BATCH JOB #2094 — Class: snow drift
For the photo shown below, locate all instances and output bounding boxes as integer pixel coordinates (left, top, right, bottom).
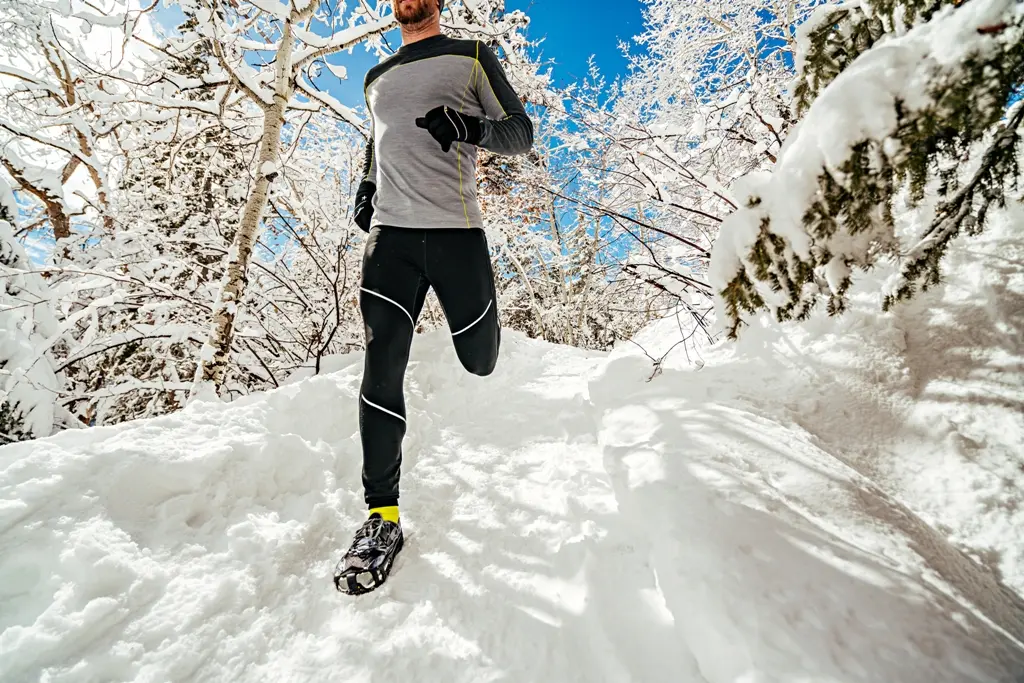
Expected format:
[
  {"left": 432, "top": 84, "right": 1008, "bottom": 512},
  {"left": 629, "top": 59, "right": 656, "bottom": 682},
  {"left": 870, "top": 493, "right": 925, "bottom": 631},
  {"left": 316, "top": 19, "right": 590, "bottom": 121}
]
[{"left": 2, "top": 206, "right": 1023, "bottom": 682}]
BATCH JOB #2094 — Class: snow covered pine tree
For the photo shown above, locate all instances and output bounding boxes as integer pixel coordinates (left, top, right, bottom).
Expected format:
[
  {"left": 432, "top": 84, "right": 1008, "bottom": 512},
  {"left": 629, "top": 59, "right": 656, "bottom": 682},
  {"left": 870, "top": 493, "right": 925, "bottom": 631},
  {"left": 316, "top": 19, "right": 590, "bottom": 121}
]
[{"left": 710, "top": 0, "right": 1024, "bottom": 339}]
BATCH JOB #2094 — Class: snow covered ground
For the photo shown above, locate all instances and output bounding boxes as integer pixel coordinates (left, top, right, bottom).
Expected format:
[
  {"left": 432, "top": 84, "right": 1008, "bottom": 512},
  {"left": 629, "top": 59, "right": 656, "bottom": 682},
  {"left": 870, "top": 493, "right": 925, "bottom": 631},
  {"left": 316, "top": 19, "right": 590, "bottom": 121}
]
[{"left": 2, "top": 206, "right": 1023, "bottom": 682}]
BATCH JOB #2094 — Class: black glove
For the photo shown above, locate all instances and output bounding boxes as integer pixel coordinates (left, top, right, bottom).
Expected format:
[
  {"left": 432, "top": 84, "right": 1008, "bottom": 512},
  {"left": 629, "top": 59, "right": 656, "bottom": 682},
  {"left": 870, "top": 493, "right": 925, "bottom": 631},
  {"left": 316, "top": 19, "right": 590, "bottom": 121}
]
[
  {"left": 415, "top": 105, "right": 482, "bottom": 153},
  {"left": 353, "top": 180, "right": 375, "bottom": 232}
]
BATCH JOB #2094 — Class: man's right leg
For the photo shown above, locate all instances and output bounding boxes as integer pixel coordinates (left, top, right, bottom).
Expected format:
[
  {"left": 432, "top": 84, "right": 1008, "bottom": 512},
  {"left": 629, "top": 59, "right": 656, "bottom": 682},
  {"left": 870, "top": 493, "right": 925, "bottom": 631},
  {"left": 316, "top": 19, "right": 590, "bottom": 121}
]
[
  {"left": 426, "top": 228, "right": 500, "bottom": 377},
  {"left": 358, "top": 227, "right": 429, "bottom": 510}
]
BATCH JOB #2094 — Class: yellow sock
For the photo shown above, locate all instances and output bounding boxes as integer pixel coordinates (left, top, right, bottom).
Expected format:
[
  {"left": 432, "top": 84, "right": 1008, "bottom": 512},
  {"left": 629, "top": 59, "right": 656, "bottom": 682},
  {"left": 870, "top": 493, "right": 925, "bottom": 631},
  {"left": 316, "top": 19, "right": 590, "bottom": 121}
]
[{"left": 369, "top": 506, "right": 400, "bottom": 524}]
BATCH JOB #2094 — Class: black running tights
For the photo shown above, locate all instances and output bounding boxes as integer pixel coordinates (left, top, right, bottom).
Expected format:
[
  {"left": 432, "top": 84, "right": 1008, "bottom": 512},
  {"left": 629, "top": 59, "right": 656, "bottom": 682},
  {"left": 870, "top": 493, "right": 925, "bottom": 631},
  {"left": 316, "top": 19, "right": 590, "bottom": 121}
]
[{"left": 358, "top": 226, "right": 500, "bottom": 508}]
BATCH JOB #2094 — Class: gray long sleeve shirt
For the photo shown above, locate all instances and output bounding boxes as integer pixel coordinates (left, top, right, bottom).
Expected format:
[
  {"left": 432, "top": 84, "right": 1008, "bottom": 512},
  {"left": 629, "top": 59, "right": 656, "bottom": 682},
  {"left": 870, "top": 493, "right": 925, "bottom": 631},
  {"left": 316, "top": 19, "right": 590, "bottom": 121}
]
[{"left": 361, "top": 34, "right": 534, "bottom": 230}]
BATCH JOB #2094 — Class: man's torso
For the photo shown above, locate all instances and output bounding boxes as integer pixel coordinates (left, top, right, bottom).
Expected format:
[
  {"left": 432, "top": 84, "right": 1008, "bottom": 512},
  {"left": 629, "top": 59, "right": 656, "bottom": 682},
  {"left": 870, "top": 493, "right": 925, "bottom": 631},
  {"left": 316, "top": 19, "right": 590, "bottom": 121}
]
[{"left": 365, "top": 36, "right": 491, "bottom": 230}]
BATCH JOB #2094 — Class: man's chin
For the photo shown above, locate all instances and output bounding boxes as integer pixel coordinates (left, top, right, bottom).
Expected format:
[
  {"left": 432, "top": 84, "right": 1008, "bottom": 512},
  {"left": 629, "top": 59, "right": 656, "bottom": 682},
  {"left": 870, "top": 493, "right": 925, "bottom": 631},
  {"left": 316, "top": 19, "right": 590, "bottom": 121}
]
[
  {"left": 398, "top": 13, "right": 433, "bottom": 25},
  {"left": 395, "top": 2, "right": 434, "bottom": 25}
]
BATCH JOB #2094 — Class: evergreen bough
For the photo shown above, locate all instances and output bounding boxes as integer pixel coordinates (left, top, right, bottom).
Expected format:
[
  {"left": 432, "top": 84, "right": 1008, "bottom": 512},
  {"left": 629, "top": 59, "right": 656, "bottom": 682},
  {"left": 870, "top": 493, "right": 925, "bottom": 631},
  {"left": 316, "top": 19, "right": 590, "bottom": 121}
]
[{"left": 715, "top": 0, "right": 1024, "bottom": 339}]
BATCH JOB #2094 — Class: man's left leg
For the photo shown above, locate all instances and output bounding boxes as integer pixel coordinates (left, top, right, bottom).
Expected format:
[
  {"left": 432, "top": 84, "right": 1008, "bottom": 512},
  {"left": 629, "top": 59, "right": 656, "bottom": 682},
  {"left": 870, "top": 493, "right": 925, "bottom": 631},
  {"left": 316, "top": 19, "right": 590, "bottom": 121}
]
[{"left": 425, "top": 228, "right": 500, "bottom": 376}]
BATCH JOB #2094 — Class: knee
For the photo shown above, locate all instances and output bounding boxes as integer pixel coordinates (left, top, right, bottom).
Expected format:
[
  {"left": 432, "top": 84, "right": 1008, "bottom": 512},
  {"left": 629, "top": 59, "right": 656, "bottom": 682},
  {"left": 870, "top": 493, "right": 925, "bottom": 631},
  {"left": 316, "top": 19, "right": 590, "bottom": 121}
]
[
  {"left": 463, "top": 352, "right": 497, "bottom": 377},
  {"left": 469, "top": 363, "right": 495, "bottom": 378},
  {"left": 461, "top": 330, "right": 499, "bottom": 377},
  {"left": 364, "top": 336, "right": 410, "bottom": 385}
]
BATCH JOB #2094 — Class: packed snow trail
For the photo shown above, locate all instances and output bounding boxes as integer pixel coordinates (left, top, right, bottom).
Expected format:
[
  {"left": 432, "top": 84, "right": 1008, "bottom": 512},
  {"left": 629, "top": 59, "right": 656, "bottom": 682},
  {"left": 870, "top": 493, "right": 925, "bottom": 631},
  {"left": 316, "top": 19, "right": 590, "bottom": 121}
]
[{"left": 3, "top": 209, "right": 1024, "bottom": 681}]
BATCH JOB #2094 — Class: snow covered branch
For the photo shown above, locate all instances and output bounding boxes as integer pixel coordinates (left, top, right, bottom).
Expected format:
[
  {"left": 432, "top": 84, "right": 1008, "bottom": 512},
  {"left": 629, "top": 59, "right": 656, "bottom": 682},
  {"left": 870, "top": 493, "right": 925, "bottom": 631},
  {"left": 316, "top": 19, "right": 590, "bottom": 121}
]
[{"left": 710, "top": 0, "right": 1024, "bottom": 339}]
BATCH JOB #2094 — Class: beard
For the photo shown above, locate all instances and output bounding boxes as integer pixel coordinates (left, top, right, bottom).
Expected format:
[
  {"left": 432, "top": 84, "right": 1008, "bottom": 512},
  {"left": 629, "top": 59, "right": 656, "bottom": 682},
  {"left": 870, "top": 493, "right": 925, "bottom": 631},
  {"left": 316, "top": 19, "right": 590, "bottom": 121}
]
[{"left": 393, "top": 0, "right": 436, "bottom": 25}]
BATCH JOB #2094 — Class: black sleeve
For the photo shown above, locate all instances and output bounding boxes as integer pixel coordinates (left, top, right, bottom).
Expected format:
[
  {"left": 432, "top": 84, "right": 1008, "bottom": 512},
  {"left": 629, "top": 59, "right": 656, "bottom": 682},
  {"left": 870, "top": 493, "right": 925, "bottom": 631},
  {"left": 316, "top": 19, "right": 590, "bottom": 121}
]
[
  {"left": 474, "top": 42, "right": 534, "bottom": 156},
  {"left": 360, "top": 137, "right": 376, "bottom": 185},
  {"left": 361, "top": 84, "right": 377, "bottom": 184}
]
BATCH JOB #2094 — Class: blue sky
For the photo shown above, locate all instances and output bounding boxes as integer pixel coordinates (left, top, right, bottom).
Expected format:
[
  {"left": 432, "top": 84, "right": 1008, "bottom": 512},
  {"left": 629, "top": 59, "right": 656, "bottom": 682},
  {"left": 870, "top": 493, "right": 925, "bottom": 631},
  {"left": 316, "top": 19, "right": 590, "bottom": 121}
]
[{"left": 506, "top": 0, "right": 646, "bottom": 87}]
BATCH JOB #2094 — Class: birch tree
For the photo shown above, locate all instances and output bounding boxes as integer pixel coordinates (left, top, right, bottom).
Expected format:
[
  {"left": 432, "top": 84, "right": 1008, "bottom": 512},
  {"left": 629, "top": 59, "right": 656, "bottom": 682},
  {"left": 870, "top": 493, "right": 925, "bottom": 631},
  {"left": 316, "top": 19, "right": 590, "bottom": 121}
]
[{"left": 183, "top": 0, "right": 393, "bottom": 396}]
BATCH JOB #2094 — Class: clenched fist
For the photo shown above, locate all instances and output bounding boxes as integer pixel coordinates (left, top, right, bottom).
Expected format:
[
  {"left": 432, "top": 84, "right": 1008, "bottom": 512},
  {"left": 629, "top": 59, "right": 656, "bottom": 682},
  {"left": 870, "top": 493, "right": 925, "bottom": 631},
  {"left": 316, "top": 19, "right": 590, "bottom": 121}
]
[{"left": 415, "top": 105, "right": 483, "bottom": 153}]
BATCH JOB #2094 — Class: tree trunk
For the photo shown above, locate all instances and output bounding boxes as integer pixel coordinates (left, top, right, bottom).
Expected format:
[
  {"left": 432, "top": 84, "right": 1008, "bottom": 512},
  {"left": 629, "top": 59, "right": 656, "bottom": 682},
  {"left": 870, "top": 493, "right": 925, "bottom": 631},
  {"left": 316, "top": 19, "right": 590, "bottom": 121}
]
[{"left": 190, "top": 19, "right": 296, "bottom": 398}]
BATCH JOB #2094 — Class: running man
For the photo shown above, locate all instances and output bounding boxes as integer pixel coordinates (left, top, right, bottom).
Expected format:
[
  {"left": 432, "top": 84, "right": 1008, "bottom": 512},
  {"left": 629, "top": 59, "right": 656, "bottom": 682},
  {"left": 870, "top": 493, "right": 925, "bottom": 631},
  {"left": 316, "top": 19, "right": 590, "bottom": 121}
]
[{"left": 334, "top": 0, "right": 534, "bottom": 595}]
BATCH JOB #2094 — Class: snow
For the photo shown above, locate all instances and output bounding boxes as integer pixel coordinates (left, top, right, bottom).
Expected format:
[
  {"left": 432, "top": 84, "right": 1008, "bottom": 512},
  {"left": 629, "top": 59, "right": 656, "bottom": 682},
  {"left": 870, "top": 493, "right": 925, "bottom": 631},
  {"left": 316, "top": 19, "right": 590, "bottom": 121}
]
[
  {"left": 292, "top": 79, "right": 364, "bottom": 129},
  {"left": 292, "top": 16, "right": 397, "bottom": 66},
  {"left": 72, "top": 10, "right": 128, "bottom": 29},
  {"left": 709, "top": 0, "right": 1020, "bottom": 321},
  {"left": 0, "top": 219, "right": 60, "bottom": 439},
  {"left": 294, "top": 26, "right": 330, "bottom": 49},
  {"left": 0, "top": 175, "right": 15, "bottom": 219},
  {"left": 247, "top": 0, "right": 290, "bottom": 20},
  {"left": 260, "top": 160, "right": 279, "bottom": 177},
  {"left": 325, "top": 62, "right": 347, "bottom": 80},
  {"left": 2, "top": 201, "right": 1024, "bottom": 680},
  {"left": 230, "top": 61, "right": 275, "bottom": 106}
]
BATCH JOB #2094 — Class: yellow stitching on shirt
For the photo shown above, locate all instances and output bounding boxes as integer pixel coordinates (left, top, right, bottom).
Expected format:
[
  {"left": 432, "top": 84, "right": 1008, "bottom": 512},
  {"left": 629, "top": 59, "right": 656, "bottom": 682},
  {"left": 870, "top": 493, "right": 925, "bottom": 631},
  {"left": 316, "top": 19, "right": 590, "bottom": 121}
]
[
  {"left": 459, "top": 52, "right": 476, "bottom": 109},
  {"left": 476, "top": 43, "right": 509, "bottom": 119}
]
